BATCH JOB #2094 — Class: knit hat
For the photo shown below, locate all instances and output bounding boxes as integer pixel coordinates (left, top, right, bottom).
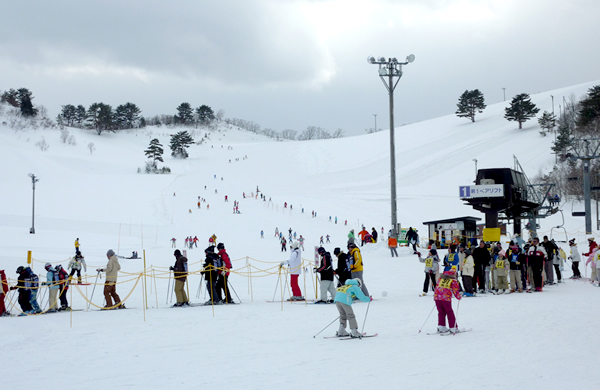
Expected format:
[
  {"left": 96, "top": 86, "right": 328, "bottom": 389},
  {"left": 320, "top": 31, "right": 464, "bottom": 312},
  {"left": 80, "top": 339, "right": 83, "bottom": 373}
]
[
  {"left": 569, "top": 238, "right": 576, "bottom": 245},
  {"left": 430, "top": 249, "right": 437, "bottom": 256},
  {"left": 205, "top": 246, "right": 215, "bottom": 253},
  {"left": 333, "top": 247, "right": 341, "bottom": 255},
  {"left": 464, "top": 249, "right": 472, "bottom": 256},
  {"left": 107, "top": 249, "right": 115, "bottom": 257},
  {"left": 174, "top": 249, "right": 181, "bottom": 257},
  {"left": 317, "top": 247, "right": 325, "bottom": 254},
  {"left": 217, "top": 243, "right": 224, "bottom": 250}
]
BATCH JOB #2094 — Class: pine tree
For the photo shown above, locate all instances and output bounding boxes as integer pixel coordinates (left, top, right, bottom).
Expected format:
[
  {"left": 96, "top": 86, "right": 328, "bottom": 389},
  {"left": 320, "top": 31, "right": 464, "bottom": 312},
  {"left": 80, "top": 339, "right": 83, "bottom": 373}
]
[
  {"left": 537, "top": 111, "right": 556, "bottom": 136},
  {"left": 115, "top": 102, "right": 142, "bottom": 129},
  {"left": 169, "top": 131, "right": 194, "bottom": 158},
  {"left": 455, "top": 89, "right": 486, "bottom": 122},
  {"left": 504, "top": 93, "right": 540, "bottom": 129},
  {"left": 175, "top": 103, "right": 194, "bottom": 124},
  {"left": 552, "top": 120, "right": 573, "bottom": 156},
  {"left": 60, "top": 104, "right": 77, "bottom": 126},
  {"left": 577, "top": 85, "right": 600, "bottom": 128},
  {"left": 196, "top": 105, "right": 215, "bottom": 124},
  {"left": 144, "top": 139, "right": 164, "bottom": 167}
]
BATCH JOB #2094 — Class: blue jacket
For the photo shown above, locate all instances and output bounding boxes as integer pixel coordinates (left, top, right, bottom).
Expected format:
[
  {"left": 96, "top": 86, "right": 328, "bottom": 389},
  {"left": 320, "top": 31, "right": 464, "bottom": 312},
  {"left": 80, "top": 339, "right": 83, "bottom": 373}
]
[
  {"left": 334, "top": 279, "right": 370, "bottom": 306},
  {"left": 46, "top": 269, "right": 59, "bottom": 290},
  {"left": 444, "top": 252, "right": 459, "bottom": 272}
]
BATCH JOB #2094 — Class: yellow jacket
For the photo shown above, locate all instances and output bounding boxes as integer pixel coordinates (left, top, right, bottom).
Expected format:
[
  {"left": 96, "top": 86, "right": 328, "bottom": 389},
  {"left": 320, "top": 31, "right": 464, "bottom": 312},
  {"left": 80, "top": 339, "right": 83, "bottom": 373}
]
[{"left": 349, "top": 247, "right": 363, "bottom": 272}]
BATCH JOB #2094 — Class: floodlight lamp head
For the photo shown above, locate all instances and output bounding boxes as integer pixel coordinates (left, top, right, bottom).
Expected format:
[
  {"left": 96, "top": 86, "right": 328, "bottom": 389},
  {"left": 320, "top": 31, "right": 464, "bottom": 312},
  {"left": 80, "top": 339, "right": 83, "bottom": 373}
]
[
  {"left": 391, "top": 57, "right": 398, "bottom": 63},
  {"left": 378, "top": 57, "right": 386, "bottom": 63},
  {"left": 367, "top": 56, "right": 376, "bottom": 64},
  {"left": 406, "top": 54, "right": 415, "bottom": 63}
]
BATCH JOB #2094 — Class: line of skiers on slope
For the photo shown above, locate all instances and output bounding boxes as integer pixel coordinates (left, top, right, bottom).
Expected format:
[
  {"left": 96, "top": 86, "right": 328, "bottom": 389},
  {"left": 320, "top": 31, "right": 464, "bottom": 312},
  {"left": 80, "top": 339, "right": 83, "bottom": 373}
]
[
  {"left": 274, "top": 227, "right": 306, "bottom": 252},
  {"left": 278, "top": 240, "right": 370, "bottom": 303},
  {"left": 417, "top": 235, "right": 592, "bottom": 298}
]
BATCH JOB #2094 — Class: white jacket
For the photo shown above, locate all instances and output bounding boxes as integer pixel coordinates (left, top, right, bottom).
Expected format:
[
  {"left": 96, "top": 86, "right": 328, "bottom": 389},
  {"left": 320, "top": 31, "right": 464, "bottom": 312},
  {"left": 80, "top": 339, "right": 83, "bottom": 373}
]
[
  {"left": 284, "top": 248, "right": 302, "bottom": 275},
  {"left": 570, "top": 245, "right": 581, "bottom": 262},
  {"left": 461, "top": 255, "right": 475, "bottom": 277}
]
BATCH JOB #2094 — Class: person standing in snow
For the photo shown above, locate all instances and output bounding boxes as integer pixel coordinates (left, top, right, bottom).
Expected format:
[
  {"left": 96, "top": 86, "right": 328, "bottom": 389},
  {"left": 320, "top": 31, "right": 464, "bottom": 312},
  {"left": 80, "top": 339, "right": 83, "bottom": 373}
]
[
  {"left": 280, "top": 236, "right": 287, "bottom": 252},
  {"left": 371, "top": 228, "right": 378, "bottom": 243},
  {"left": 55, "top": 264, "right": 70, "bottom": 310},
  {"left": 0, "top": 270, "right": 8, "bottom": 316},
  {"left": 216, "top": 243, "right": 234, "bottom": 304},
  {"left": 348, "top": 242, "right": 370, "bottom": 297},
  {"left": 542, "top": 236, "right": 558, "bottom": 285},
  {"left": 418, "top": 249, "right": 439, "bottom": 296},
  {"left": 461, "top": 249, "right": 475, "bottom": 296},
  {"left": 333, "top": 247, "right": 351, "bottom": 287},
  {"left": 171, "top": 238, "right": 176, "bottom": 248},
  {"left": 298, "top": 235, "right": 305, "bottom": 250},
  {"left": 11, "top": 266, "right": 33, "bottom": 314},
  {"left": 493, "top": 251, "right": 509, "bottom": 294},
  {"left": 315, "top": 247, "right": 336, "bottom": 304},
  {"left": 334, "top": 278, "right": 372, "bottom": 338},
  {"left": 43, "top": 263, "right": 60, "bottom": 312},
  {"left": 443, "top": 244, "right": 460, "bottom": 272},
  {"left": 434, "top": 267, "right": 462, "bottom": 334},
  {"left": 388, "top": 234, "right": 398, "bottom": 257},
  {"left": 347, "top": 229, "right": 356, "bottom": 246},
  {"left": 280, "top": 241, "right": 303, "bottom": 301},
  {"left": 68, "top": 252, "right": 87, "bottom": 284},
  {"left": 406, "top": 227, "right": 419, "bottom": 253},
  {"left": 568, "top": 239, "right": 582, "bottom": 279},
  {"left": 97, "top": 249, "right": 124, "bottom": 309},
  {"left": 74, "top": 238, "right": 80, "bottom": 254},
  {"left": 201, "top": 246, "right": 222, "bottom": 305},
  {"left": 274, "top": 227, "right": 279, "bottom": 237},
  {"left": 507, "top": 246, "right": 524, "bottom": 293},
  {"left": 24, "top": 267, "right": 41, "bottom": 313},
  {"left": 472, "top": 240, "right": 490, "bottom": 293},
  {"left": 170, "top": 250, "right": 189, "bottom": 307},
  {"left": 526, "top": 237, "right": 547, "bottom": 292}
]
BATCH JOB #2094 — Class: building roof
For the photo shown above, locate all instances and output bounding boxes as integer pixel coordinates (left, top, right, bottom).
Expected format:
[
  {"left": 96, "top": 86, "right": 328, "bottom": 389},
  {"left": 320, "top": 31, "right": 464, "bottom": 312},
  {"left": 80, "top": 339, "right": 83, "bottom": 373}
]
[{"left": 422, "top": 216, "right": 482, "bottom": 225}]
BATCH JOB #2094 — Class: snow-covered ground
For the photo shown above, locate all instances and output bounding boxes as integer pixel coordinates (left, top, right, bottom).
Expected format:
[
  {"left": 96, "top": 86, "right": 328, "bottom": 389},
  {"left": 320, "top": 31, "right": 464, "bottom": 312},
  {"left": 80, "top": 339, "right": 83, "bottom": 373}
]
[{"left": 1, "top": 80, "right": 598, "bottom": 389}]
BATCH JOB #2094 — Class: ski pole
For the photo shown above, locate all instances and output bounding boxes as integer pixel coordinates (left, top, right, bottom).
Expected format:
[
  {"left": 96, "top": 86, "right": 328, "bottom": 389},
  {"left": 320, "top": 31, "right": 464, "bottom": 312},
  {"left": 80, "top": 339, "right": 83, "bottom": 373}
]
[
  {"left": 418, "top": 304, "right": 436, "bottom": 333},
  {"left": 166, "top": 270, "right": 172, "bottom": 305},
  {"left": 312, "top": 316, "right": 340, "bottom": 338},
  {"left": 88, "top": 271, "right": 101, "bottom": 311},
  {"left": 361, "top": 299, "right": 371, "bottom": 334},
  {"left": 196, "top": 274, "right": 204, "bottom": 299},
  {"left": 454, "top": 299, "right": 461, "bottom": 330},
  {"left": 227, "top": 279, "right": 241, "bottom": 304},
  {"left": 272, "top": 266, "right": 281, "bottom": 302}
]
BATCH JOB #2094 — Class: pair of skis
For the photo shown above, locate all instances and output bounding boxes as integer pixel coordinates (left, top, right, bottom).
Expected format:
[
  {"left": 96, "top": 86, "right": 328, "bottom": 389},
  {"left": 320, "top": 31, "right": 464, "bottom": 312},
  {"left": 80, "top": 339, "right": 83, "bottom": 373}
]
[
  {"left": 426, "top": 328, "right": 472, "bottom": 336},
  {"left": 323, "top": 333, "right": 378, "bottom": 340}
]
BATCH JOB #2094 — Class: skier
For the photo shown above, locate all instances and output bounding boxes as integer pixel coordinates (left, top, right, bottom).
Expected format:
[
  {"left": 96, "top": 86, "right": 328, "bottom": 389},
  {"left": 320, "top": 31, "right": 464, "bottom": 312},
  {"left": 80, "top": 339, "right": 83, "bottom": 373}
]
[
  {"left": 169, "top": 250, "right": 189, "bottom": 307},
  {"left": 43, "top": 263, "right": 59, "bottom": 312},
  {"left": 11, "top": 266, "right": 33, "bottom": 314},
  {"left": 443, "top": 244, "right": 460, "bottom": 272},
  {"left": 493, "top": 251, "right": 509, "bottom": 294},
  {"left": 68, "top": 252, "right": 87, "bottom": 284},
  {"left": 326, "top": 234, "right": 330, "bottom": 243},
  {"left": 315, "top": 247, "right": 336, "bottom": 304},
  {"left": 406, "top": 227, "right": 419, "bottom": 253},
  {"left": 371, "top": 228, "right": 378, "bottom": 243},
  {"left": 216, "top": 243, "right": 234, "bottom": 304},
  {"left": 171, "top": 237, "right": 176, "bottom": 248},
  {"left": 358, "top": 227, "right": 368, "bottom": 246},
  {"left": 193, "top": 236, "right": 199, "bottom": 248},
  {"left": 348, "top": 242, "right": 370, "bottom": 297},
  {"left": 334, "top": 278, "right": 372, "bottom": 338},
  {"left": 298, "top": 235, "right": 305, "bottom": 250},
  {"left": 333, "top": 248, "right": 351, "bottom": 287},
  {"left": 24, "top": 267, "right": 41, "bottom": 313},
  {"left": 275, "top": 227, "right": 279, "bottom": 237},
  {"left": 55, "top": 264, "right": 70, "bottom": 310},
  {"left": 280, "top": 236, "right": 287, "bottom": 252},
  {"left": 97, "top": 249, "right": 124, "bottom": 309},
  {"left": 261, "top": 230, "right": 264, "bottom": 239},
  {"left": 347, "top": 229, "right": 356, "bottom": 246},
  {"left": 568, "top": 238, "right": 582, "bottom": 278},
  {"left": 201, "top": 246, "right": 222, "bottom": 305},
  {"left": 280, "top": 241, "right": 303, "bottom": 301},
  {"left": 434, "top": 267, "right": 462, "bottom": 334},
  {"left": 74, "top": 238, "right": 80, "bottom": 254},
  {"left": 417, "top": 249, "right": 439, "bottom": 296}
]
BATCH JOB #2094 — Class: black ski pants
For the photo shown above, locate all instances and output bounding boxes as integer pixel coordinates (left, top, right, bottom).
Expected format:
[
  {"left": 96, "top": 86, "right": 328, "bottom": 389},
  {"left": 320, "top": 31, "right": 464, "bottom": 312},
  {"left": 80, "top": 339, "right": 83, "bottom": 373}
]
[
  {"left": 474, "top": 264, "right": 486, "bottom": 291},
  {"left": 572, "top": 261, "right": 581, "bottom": 277},
  {"left": 530, "top": 258, "right": 544, "bottom": 288},
  {"left": 553, "top": 264, "right": 562, "bottom": 281},
  {"left": 423, "top": 272, "right": 436, "bottom": 293}
]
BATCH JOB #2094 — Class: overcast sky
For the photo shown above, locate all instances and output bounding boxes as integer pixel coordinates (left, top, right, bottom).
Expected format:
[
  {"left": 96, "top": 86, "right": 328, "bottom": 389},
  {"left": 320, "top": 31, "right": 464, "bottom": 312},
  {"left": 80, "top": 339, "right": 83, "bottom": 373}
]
[{"left": 1, "top": 0, "right": 599, "bottom": 136}]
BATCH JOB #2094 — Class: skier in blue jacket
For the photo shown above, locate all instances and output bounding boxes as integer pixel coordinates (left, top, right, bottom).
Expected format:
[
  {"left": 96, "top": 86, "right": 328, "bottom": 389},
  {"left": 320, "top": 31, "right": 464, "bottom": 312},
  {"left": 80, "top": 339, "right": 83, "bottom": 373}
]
[{"left": 334, "top": 279, "right": 372, "bottom": 338}]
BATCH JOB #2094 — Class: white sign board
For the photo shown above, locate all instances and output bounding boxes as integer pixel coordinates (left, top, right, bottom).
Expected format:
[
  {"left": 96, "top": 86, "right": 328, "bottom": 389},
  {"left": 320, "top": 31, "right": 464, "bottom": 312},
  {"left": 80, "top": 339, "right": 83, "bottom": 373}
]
[{"left": 459, "top": 184, "right": 504, "bottom": 198}]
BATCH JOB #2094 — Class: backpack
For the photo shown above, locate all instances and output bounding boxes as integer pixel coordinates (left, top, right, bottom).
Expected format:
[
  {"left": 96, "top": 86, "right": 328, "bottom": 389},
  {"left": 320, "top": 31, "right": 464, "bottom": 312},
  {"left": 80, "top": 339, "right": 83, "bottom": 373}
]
[{"left": 30, "top": 273, "right": 39, "bottom": 289}]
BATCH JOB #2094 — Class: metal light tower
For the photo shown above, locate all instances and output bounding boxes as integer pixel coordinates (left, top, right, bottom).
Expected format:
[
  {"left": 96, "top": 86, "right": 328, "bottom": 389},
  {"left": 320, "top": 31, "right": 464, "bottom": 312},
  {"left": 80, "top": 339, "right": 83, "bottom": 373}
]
[
  {"left": 28, "top": 173, "right": 39, "bottom": 234},
  {"left": 367, "top": 54, "right": 415, "bottom": 237},
  {"left": 568, "top": 139, "right": 600, "bottom": 234},
  {"left": 373, "top": 114, "right": 377, "bottom": 132}
]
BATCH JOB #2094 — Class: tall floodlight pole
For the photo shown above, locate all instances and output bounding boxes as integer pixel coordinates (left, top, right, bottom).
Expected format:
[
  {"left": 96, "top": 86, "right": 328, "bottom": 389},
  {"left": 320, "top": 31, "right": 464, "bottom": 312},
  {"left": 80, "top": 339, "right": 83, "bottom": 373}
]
[
  {"left": 367, "top": 54, "right": 415, "bottom": 237},
  {"left": 28, "top": 173, "right": 39, "bottom": 234},
  {"left": 568, "top": 139, "right": 600, "bottom": 234},
  {"left": 502, "top": 88, "right": 506, "bottom": 101},
  {"left": 373, "top": 114, "right": 377, "bottom": 132}
]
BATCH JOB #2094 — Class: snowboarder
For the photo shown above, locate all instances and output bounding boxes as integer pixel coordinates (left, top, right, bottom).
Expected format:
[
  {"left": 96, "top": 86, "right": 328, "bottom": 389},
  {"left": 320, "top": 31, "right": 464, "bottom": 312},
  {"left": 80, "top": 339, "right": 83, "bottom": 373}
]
[
  {"left": 434, "top": 267, "right": 462, "bottom": 334},
  {"left": 68, "top": 252, "right": 87, "bottom": 284},
  {"left": 170, "top": 250, "right": 189, "bottom": 307},
  {"left": 315, "top": 247, "right": 336, "bottom": 304},
  {"left": 334, "top": 278, "right": 372, "bottom": 338},
  {"left": 280, "top": 241, "right": 303, "bottom": 300}
]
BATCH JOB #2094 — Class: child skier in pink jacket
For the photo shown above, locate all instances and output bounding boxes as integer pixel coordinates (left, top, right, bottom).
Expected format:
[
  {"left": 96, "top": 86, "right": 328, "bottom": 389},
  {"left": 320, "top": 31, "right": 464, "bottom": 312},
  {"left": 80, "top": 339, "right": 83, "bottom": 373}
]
[{"left": 434, "top": 267, "right": 462, "bottom": 334}]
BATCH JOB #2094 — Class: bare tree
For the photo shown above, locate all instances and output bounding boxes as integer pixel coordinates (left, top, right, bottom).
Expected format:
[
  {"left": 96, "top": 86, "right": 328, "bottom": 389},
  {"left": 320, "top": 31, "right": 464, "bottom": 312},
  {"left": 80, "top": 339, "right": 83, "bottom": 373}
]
[{"left": 88, "top": 142, "right": 96, "bottom": 155}]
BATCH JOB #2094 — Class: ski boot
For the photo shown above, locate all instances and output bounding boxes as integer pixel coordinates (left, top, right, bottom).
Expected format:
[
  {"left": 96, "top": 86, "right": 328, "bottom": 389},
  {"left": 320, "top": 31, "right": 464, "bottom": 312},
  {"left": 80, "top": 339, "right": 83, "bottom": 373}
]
[
  {"left": 437, "top": 326, "right": 448, "bottom": 334},
  {"left": 350, "top": 329, "right": 363, "bottom": 338},
  {"left": 336, "top": 324, "right": 349, "bottom": 337}
]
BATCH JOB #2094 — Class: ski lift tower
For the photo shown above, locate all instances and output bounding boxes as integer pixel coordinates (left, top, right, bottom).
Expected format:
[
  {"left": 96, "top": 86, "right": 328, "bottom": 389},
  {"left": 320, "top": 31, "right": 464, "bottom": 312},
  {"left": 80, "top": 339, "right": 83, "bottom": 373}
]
[
  {"left": 460, "top": 156, "right": 557, "bottom": 239},
  {"left": 565, "top": 138, "right": 600, "bottom": 234}
]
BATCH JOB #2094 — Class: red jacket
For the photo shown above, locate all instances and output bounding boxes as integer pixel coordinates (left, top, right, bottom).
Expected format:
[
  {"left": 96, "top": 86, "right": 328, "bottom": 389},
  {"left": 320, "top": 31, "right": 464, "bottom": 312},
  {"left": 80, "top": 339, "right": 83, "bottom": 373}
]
[
  {"left": 583, "top": 241, "right": 598, "bottom": 256},
  {"left": 218, "top": 249, "right": 232, "bottom": 276}
]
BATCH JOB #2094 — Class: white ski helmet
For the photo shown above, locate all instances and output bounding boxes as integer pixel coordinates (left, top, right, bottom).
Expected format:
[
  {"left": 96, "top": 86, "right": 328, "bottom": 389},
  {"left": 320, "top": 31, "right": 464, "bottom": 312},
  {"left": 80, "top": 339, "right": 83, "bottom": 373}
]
[
  {"left": 291, "top": 241, "right": 299, "bottom": 249},
  {"left": 355, "top": 278, "right": 362, "bottom": 288}
]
